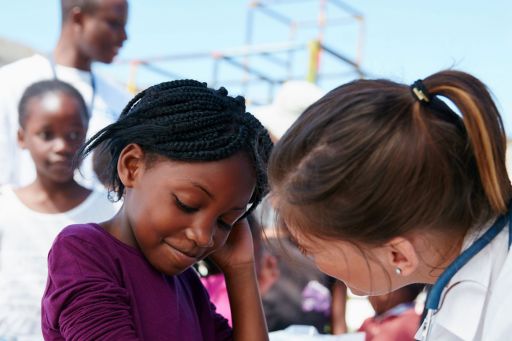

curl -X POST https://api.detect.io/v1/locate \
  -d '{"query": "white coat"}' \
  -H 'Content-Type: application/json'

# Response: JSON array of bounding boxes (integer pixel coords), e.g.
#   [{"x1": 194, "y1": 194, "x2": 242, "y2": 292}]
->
[{"x1": 416, "y1": 221, "x2": 512, "y2": 341}]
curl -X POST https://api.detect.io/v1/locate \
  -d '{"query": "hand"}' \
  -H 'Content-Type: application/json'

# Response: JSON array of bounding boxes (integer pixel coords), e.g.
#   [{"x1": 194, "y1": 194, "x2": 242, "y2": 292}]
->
[{"x1": 209, "y1": 218, "x2": 255, "y2": 275}]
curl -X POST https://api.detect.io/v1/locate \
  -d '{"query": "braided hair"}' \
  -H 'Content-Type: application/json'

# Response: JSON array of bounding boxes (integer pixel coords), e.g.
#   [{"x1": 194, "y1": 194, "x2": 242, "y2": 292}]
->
[{"x1": 78, "y1": 79, "x2": 273, "y2": 216}]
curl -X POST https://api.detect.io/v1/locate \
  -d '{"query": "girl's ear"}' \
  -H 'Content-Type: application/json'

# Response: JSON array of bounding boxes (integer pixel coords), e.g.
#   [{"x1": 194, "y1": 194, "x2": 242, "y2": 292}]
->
[
  {"x1": 117, "y1": 144, "x2": 145, "y2": 189},
  {"x1": 382, "y1": 236, "x2": 419, "y2": 277},
  {"x1": 17, "y1": 128, "x2": 26, "y2": 149}
]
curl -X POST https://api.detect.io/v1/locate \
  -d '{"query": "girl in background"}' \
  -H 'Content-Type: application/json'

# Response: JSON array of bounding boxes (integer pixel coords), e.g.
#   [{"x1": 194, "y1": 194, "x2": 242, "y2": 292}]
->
[{"x1": 0, "y1": 80, "x2": 117, "y2": 339}]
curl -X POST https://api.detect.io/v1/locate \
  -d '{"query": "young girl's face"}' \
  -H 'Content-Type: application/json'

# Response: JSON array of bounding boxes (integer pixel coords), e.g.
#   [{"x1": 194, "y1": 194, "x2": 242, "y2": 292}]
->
[
  {"x1": 122, "y1": 151, "x2": 256, "y2": 276},
  {"x1": 18, "y1": 92, "x2": 88, "y2": 183}
]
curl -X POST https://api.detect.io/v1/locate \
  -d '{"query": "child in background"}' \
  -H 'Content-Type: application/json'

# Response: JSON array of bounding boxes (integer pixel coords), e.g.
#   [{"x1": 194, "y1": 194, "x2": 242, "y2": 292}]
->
[
  {"x1": 359, "y1": 285, "x2": 423, "y2": 341},
  {"x1": 42, "y1": 80, "x2": 273, "y2": 341},
  {"x1": 0, "y1": 80, "x2": 117, "y2": 339},
  {"x1": 268, "y1": 70, "x2": 512, "y2": 340}
]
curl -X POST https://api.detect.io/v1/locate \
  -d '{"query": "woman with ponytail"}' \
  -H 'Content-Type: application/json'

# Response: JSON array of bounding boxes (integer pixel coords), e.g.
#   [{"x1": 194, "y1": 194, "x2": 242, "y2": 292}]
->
[{"x1": 268, "y1": 70, "x2": 512, "y2": 340}]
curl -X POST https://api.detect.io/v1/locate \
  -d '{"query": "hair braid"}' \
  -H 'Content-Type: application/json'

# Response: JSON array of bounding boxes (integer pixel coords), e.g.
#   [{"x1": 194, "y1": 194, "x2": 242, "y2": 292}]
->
[{"x1": 78, "y1": 79, "x2": 273, "y2": 215}]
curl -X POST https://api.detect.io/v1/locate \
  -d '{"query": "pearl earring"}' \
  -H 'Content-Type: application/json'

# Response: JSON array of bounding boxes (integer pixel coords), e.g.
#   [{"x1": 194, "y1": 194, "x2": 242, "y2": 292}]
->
[{"x1": 395, "y1": 267, "x2": 402, "y2": 275}]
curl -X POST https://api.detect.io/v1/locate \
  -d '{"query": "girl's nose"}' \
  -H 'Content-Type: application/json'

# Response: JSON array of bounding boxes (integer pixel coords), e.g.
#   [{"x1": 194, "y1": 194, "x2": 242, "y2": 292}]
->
[
  {"x1": 53, "y1": 137, "x2": 72, "y2": 153},
  {"x1": 186, "y1": 222, "x2": 215, "y2": 248}
]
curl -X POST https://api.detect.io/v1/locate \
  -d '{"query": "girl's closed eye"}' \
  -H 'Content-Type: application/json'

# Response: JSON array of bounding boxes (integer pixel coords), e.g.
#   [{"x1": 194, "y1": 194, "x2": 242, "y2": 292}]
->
[
  {"x1": 217, "y1": 219, "x2": 233, "y2": 231},
  {"x1": 173, "y1": 194, "x2": 199, "y2": 214}
]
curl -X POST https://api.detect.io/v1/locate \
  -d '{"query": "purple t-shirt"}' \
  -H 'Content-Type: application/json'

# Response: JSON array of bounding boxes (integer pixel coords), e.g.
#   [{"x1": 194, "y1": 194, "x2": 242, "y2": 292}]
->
[{"x1": 42, "y1": 223, "x2": 233, "y2": 341}]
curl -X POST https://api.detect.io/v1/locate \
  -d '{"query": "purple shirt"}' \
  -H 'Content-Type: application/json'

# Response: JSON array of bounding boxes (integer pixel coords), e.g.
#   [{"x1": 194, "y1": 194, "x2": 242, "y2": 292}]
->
[{"x1": 42, "y1": 223, "x2": 233, "y2": 341}]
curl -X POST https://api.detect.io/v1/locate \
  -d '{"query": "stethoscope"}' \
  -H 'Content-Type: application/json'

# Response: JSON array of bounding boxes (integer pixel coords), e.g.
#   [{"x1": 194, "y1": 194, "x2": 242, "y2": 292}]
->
[
  {"x1": 417, "y1": 207, "x2": 512, "y2": 340},
  {"x1": 48, "y1": 55, "x2": 96, "y2": 117}
]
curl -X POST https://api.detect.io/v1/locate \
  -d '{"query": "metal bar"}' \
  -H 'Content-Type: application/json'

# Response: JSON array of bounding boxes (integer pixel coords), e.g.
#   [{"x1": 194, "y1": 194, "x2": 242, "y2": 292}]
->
[
  {"x1": 115, "y1": 42, "x2": 304, "y2": 65},
  {"x1": 320, "y1": 43, "x2": 359, "y2": 69},
  {"x1": 115, "y1": 52, "x2": 212, "y2": 64},
  {"x1": 208, "y1": 77, "x2": 287, "y2": 86},
  {"x1": 216, "y1": 41, "x2": 305, "y2": 58},
  {"x1": 221, "y1": 56, "x2": 276, "y2": 84},
  {"x1": 295, "y1": 16, "x2": 356, "y2": 27},
  {"x1": 259, "y1": 52, "x2": 289, "y2": 67}
]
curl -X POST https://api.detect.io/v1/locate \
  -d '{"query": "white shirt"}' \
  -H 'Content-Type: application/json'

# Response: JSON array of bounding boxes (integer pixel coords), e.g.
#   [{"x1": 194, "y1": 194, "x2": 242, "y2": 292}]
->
[
  {"x1": 416, "y1": 220, "x2": 512, "y2": 341},
  {"x1": 0, "y1": 53, "x2": 131, "y2": 188},
  {"x1": 0, "y1": 185, "x2": 119, "y2": 340}
]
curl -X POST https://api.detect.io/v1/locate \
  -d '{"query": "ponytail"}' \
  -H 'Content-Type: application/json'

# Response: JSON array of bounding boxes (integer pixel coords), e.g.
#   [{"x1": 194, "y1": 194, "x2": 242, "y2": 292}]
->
[{"x1": 424, "y1": 71, "x2": 511, "y2": 214}]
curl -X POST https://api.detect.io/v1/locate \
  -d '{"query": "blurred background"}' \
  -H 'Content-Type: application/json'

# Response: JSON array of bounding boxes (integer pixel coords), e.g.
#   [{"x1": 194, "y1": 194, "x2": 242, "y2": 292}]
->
[{"x1": 1, "y1": 0, "x2": 511, "y2": 131}]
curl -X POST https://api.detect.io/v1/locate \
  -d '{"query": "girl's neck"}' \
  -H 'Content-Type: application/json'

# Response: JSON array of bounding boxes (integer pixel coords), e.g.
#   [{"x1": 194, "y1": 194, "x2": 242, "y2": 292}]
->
[
  {"x1": 14, "y1": 177, "x2": 91, "y2": 214},
  {"x1": 53, "y1": 37, "x2": 92, "y2": 72},
  {"x1": 100, "y1": 207, "x2": 139, "y2": 249}
]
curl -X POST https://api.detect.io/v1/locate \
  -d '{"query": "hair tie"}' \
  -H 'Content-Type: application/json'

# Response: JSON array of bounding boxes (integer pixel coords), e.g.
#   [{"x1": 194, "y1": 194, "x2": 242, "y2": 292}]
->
[{"x1": 410, "y1": 79, "x2": 431, "y2": 103}]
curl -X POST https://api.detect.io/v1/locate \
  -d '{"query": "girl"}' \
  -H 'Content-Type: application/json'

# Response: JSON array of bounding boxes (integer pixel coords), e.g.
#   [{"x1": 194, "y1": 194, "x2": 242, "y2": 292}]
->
[
  {"x1": 0, "y1": 80, "x2": 117, "y2": 339},
  {"x1": 42, "y1": 80, "x2": 273, "y2": 341},
  {"x1": 268, "y1": 70, "x2": 512, "y2": 340}
]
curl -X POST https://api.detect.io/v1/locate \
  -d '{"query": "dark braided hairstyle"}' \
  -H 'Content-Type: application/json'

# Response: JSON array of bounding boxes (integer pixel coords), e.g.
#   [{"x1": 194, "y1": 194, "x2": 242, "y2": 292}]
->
[{"x1": 78, "y1": 79, "x2": 273, "y2": 216}]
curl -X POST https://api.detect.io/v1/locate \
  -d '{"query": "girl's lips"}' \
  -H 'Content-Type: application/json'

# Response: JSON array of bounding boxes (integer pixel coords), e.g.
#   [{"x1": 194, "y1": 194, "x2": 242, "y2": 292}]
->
[{"x1": 164, "y1": 242, "x2": 197, "y2": 263}]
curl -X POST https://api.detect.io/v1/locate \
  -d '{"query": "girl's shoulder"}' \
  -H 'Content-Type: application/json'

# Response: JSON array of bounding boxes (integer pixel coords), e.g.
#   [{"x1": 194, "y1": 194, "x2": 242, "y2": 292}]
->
[
  {"x1": 53, "y1": 223, "x2": 140, "y2": 258},
  {"x1": 55, "y1": 223, "x2": 111, "y2": 249},
  {"x1": 50, "y1": 224, "x2": 143, "y2": 276}
]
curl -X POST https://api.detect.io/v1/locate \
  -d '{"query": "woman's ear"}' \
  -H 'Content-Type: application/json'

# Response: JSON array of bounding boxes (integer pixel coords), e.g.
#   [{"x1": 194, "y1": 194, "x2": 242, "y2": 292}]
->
[
  {"x1": 382, "y1": 236, "x2": 420, "y2": 277},
  {"x1": 117, "y1": 144, "x2": 145, "y2": 189}
]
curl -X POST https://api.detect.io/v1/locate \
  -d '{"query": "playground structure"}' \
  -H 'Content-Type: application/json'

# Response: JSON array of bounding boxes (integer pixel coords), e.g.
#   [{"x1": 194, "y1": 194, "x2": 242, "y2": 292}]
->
[{"x1": 119, "y1": 0, "x2": 366, "y2": 105}]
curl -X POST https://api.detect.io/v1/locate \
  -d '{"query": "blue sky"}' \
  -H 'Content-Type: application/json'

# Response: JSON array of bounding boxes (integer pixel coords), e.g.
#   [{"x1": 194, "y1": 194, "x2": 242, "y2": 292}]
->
[{"x1": 2, "y1": 0, "x2": 512, "y2": 133}]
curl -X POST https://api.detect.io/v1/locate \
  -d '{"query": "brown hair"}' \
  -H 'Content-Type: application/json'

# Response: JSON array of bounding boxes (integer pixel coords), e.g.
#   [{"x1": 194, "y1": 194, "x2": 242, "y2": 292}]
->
[{"x1": 268, "y1": 70, "x2": 511, "y2": 245}]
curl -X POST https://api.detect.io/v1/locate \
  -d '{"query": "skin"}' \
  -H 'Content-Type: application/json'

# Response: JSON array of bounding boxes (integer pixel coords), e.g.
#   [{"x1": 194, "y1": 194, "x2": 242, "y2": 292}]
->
[
  {"x1": 16, "y1": 92, "x2": 91, "y2": 213},
  {"x1": 55, "y1": 0, "x2": 128, "y2": 70},
  {"x1": 285, "y1": 213, "x2": 464, "y2": 296},
  {"x1": 102, "y1": 145, "x2": 269, "y2": 341},
  {"x1": 331, "y1": 281, "x2": 348, "y2": 334},
  {"x1": 368, "y1": 287, "x2": 416, "y2": 315}
]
